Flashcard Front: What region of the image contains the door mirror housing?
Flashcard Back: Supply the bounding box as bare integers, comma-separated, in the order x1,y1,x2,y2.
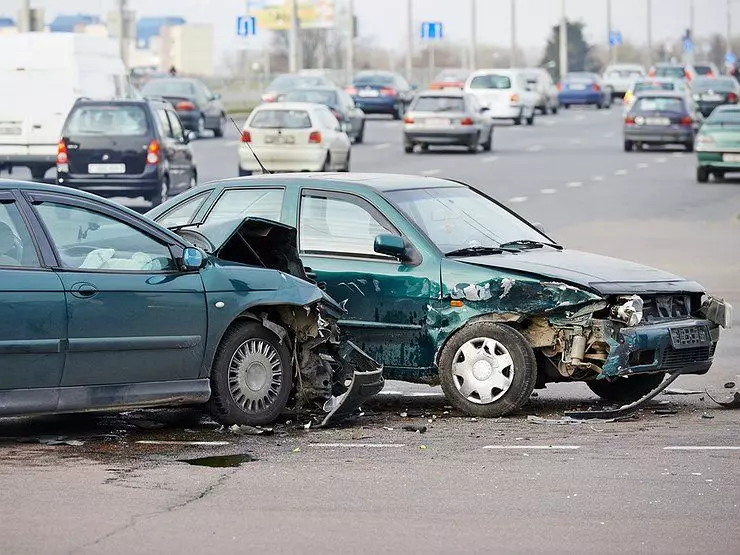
480,106,490,113
181,247,205,271
186,131,197,143
374,234,421,265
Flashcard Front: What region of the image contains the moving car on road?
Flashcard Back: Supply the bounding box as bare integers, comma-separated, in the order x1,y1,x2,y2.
464,69,538,125
238,102,351,175
347,70,415,119
623,77,690,112
623,91,701,152
691,76,740,117
279,87,366,143
0,180,383,425
56,98,197,206
140,77,226,138
402,90,493,153
694,62,720,77
429,69,471,90
523,68,560,114
696,105,740,182
261,73,334,103
648,63,697,83
558,72,611,109
149,174,732,418
602,63,646,100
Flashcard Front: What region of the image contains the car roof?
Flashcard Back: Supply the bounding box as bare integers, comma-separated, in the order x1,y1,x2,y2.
417,89,465,97
73,98,165,108
252,101,327,111
632,90,685,98
470,68,516,76
282,86,340,93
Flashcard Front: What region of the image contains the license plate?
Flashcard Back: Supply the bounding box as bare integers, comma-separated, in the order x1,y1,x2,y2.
0,126,21,135
569,84,587,90
426,118,451,127
702,94,723,101
669,326,711,350
264,135,295,145
358,89,379,97
723,153,740,162
88,163,125,174
645,117,670,126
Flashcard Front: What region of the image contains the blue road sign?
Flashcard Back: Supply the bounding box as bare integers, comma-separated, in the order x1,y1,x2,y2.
421,21,443,40
682,37,694,52
608,31,622,46
725,52,737,65
237,16,256,37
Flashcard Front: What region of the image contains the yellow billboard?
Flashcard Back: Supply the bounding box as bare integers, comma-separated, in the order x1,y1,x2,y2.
255,0,335,30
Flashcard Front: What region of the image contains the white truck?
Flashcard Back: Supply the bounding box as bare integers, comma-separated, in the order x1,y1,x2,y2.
602,63,646,101
0,33,130,180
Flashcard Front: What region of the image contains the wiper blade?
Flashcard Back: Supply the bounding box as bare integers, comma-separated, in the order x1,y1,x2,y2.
444,246,517,257
498,239,563,250
168,222,203,232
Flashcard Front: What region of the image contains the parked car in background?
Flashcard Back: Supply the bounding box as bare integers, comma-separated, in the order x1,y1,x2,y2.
623,77,690,112
696,105,740,182
523,68,560,114
691,76,740,117
0,180,382,425
56,98,197,206
279,87,366,143
558,72,611,109
140,77,226,138
623,91,701,152
149,173,732,418
347,71,415,119
648,63,697,83
238,102,351,175
261,73,334,103
429,69,471,90
694,62,720,77
602,63,646,100
464,69,538,125
402,90,494,153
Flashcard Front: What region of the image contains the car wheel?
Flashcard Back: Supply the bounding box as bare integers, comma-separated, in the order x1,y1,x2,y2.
404,142,414,153
189,171,197,189
467,133,479,153
29,165,49,181
340,150,351,172
197,115,206,138
208,322,292,426
438,322,536,418
623,140,634,152
392,104,403,120
563,104,570,110
552,104,559,114
596,102,603,110
513,114,522,125
526,112,535,125
321,153,331,171
586,373,666,403
482,128,493,152
714,170,726,181
355,122,365,144
697,166,709,183
148,176,169,206
685,141,694,152
214,114,225,138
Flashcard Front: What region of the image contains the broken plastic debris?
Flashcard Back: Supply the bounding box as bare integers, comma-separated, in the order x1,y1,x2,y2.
400,411,408,418
403,425,427,434
228,424,274,436
663,388,704,395
292,447,301,453
701,412,715,419
16,436,85,446
724,382,736,389
418,445,428,450
383,427,394,431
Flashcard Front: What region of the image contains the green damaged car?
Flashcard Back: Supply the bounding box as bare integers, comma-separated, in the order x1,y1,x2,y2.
696,105,740,182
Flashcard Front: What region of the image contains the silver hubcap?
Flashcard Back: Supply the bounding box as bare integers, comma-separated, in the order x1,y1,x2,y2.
228,339,283,413
452,337,514,404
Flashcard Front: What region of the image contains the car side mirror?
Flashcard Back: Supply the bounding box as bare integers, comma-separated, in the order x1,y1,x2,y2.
212,93,222,100
480,106,489,113
181,247,205,271
186,131,197,142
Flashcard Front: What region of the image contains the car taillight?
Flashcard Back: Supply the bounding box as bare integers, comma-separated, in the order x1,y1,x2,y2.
510,93,519,103
56,140,68,164
308,131,322,144
624,115,636,125
380,87,397,97
460,117,474,125
403,115,414,124
240,130,251,143
729,92,738,103
698,135,715,144
175,101,195,111
556,83,563,91
146,139,160,165
261,93,277,102
345,86,357,95
429,83,442,90
648,68,655,77
680,115,693,126
592,84,600,92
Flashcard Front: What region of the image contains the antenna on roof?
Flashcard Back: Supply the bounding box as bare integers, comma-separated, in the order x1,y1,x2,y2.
229,116,271,175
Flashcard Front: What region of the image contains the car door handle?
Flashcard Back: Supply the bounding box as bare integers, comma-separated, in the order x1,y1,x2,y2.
304,267,317,281
70,282,98,299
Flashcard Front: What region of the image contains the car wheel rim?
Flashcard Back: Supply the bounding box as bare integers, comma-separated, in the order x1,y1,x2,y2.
228,338,283,413
452,338,514,404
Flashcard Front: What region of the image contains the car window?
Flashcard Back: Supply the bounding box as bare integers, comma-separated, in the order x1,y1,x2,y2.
395,75,410,90
469,74,511,90
694,78,736,92
412,96,465,112
65,105,149,137
300,193,396,258
269,75,327,89
633,97,685,112
250,109,312,129
318,108,339,128
354,73,395,87
167,110,185,140
35,202,176,272
157,191,211,227
340,90,355,109
141,79,196,97
654,67,686,79
205,188,284,224
707,108,740,123
634,81,675,93
0,201,40,268
283,89,338,107
156,108,174,138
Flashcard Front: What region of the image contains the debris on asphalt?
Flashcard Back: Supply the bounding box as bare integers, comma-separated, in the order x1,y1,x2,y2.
16,436,85,446
292,447,301,453
180,454,256,467
383,427,394,431
663,388,704,396
400,411,408,418
706,390,740,408
135,440,230,446
402,425,427,434
129,419,167,430
527,415,582,425
224,424,274,436
654,409,678,415
724,382,736,389
351,428,369,440
419,445,428,450
700,413,715,419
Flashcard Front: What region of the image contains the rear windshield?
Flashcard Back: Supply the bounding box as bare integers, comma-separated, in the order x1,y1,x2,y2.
653,67,686,79
707,108,740,123
565,73,597,82
282,89,338,107
412,96,465,112
694,65,714,75
65,105,149,136
607,69,643,78
434,70,469,83
141,80,196,97
354,74,395,87
633,97,685,112
249,109,311,129
634,81,675,93
468,74,511,89
693,78,736,92
269,75,327,89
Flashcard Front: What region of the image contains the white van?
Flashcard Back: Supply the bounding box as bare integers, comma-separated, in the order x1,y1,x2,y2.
0,33,130,179
464,69,539,125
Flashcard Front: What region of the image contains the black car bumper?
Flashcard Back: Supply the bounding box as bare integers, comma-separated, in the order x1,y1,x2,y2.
404,130,478,146
57,168,163,199
624,127,694,145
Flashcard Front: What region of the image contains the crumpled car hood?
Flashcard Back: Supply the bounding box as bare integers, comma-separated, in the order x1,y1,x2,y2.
458,248,705,295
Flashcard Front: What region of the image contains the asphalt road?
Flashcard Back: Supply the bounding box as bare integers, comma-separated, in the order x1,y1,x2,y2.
1,106,739,555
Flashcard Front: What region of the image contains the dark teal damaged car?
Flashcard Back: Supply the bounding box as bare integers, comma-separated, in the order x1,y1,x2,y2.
149,174,733,417
0,180,383,425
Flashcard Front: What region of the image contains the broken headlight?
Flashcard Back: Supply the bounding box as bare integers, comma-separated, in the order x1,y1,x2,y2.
701,296,734,329
611,295,644,327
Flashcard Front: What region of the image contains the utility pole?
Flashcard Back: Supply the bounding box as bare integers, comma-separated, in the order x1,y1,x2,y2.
559,0,568,79
606,0,613,63
510,0,517,67
470,0,477,70
647,0,653,66
688,0,695,65
288,0,300,72
346,0,355,85
117,0,130,72
727,0,732,54
19,0,31,32
406,0,413,83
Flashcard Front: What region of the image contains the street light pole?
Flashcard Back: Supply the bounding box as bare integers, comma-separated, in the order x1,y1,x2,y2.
470,0,477,70
346,0,354,84
288,0,300,72
647,0,653,66
559,0,568,79
406,0,413,82
606,0,612,63
20,0,31,32
510,0,517,67
117,0,130,72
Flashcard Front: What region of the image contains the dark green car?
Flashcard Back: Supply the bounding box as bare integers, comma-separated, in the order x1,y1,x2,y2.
696,105,740,182
149,174,733,418
0,180,382,425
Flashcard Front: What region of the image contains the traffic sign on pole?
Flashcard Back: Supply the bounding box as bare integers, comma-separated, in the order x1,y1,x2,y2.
608,31,622,46
682,37,694,52
237,15,257,37
726,52,738,65
420,21,443,40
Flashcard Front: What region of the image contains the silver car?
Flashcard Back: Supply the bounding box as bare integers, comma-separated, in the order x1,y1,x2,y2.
403,91,494,153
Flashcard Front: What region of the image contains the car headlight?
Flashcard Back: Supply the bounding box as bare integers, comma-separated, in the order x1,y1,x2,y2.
612,295,644,327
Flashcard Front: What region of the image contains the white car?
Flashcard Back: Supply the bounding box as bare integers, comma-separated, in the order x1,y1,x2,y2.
464,69,538,125
603,64,646,100
522,68,559,115
238,102,351,175
623,77,691,114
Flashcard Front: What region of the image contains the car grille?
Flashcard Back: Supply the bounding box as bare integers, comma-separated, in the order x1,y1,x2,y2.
661,343,716,367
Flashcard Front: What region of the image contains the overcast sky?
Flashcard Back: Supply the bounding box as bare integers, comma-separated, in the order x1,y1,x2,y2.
7,0,730,58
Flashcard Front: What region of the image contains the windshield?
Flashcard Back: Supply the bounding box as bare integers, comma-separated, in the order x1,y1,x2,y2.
412,96,465,112
354,73,395,87
653,66,686,79
249,109,311,129
469,74,511,90
385,186,548,254
65,105,149,136
706,108,740,124
282,89,338,107
269,75,327,90
694,65,714,75
634,81,675,93
693,78,736,92
434,70,469,83
633,97,685,112
141,79,196,97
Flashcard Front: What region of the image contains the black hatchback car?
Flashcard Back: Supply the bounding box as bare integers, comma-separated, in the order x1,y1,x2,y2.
56,98,197,206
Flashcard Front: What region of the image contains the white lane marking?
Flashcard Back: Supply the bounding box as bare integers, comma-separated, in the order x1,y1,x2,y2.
656,157,667,163
569,138,582,144
566,181,583,188
603,132,614,138
664,446,740,451
543,119,556,126
482,155,499,163
672,152,684,158
615,169,628,175
575,114,586,121
311,443,406,448
420,168,441,176
637,162,649,169
540,188,557,194
508,196,528,203
373,143,390,150
483,445,581,450
592,175,605,182
527,145,543,152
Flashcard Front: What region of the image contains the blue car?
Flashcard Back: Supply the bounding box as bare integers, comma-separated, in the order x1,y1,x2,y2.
558,72,611,109
347,71,415,120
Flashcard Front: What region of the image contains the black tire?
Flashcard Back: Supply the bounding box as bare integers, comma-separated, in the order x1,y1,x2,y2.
208,322,292,426
526,113,535,125
439,322,537,418
467,133,479,153
392,104,403,120
29,165,48,180
596,102,603,110
197,115,206,138
148,176,169,206
685,141,694,153
714,170,725,181
404,143,414,153
482,128,493,152
586,373,666,403
355,122,365,144
551,104,559,114
420,143,430,152
340,150,351,172
563,104,570,110
697,166,709,183
513,114,522,125
321,153,331,171
213,114,225,138
624,140,634,152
